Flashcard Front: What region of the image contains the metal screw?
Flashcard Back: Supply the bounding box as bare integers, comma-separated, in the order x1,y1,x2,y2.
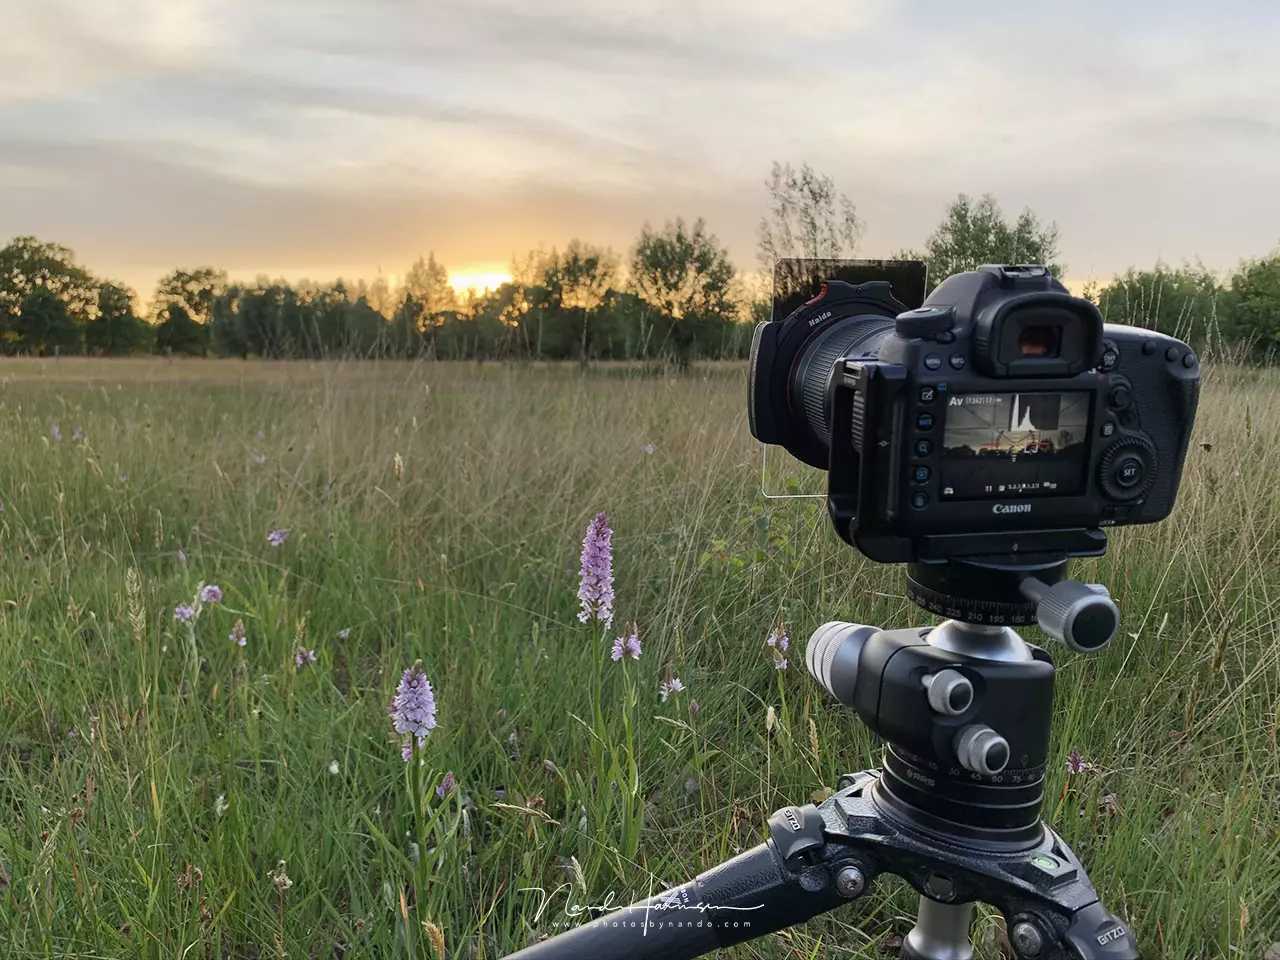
923,873,955,902
834,866,865,899
1011,921,1045,957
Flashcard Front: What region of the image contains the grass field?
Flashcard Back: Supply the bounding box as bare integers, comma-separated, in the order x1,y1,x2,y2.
0,357,1277,959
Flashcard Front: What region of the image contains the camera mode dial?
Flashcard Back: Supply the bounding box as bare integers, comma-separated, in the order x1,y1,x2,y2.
1099,437,1157,502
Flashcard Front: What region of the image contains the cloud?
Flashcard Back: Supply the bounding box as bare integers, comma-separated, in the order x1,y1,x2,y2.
1,0,1278,295
0,0,221,100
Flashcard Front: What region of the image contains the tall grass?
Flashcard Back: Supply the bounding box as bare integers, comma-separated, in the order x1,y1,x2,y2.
0,357,1276,958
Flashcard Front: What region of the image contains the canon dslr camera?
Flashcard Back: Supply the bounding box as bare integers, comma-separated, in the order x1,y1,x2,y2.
749,264,1200,565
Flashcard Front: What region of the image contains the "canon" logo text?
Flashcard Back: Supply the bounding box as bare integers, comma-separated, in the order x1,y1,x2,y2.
992,503,1032,515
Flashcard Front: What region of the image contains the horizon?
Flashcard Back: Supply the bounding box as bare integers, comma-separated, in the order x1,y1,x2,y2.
4,1,1279,303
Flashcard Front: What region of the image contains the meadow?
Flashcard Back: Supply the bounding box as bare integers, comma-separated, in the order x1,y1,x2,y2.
0,357,1277,959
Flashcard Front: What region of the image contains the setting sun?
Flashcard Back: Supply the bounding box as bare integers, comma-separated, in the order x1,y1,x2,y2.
448,270,512,294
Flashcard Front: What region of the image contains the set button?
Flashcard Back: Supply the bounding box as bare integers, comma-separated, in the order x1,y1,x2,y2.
1114,456,1144,488
1098,438,1157,502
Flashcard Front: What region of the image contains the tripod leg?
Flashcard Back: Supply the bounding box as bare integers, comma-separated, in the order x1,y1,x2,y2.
901,898,974,960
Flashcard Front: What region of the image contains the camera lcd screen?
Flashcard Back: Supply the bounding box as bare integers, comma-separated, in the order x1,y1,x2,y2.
938,392,1091,500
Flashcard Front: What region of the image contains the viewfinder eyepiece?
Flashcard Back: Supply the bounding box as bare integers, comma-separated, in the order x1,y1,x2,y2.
976,299,1101,378
1018,325,1059,358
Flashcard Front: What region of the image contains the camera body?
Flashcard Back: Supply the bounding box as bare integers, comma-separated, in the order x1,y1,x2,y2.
749,265,1200,564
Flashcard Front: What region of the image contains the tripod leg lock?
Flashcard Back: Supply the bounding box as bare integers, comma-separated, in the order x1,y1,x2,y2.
767,803,875,902
1059,902,1139,958
766,804,828,865
1003,903,1137,960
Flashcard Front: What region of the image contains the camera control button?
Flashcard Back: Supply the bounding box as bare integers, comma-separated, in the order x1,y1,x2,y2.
895,305,954,339
1114,457,1144,488
1107,385,1131,410
911,491,929,509
948,354,966,370
1101,421,1116,438
914,439,933,457
1182,352,1197,369
1165,346,1180,362
936,331,956,343
924,354,942,371
1142,340,1158,356
1099,438,1157,502
916,413,935,430
919,386,936,403
913,465,931,483
1100,339,1119,370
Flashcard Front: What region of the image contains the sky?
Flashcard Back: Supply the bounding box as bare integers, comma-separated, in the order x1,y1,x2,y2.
3,0,1279,299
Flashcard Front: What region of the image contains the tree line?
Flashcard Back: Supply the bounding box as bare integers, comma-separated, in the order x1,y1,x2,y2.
3,163,1278,364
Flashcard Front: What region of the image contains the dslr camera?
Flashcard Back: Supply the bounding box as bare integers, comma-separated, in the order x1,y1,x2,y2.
749,264,1200,565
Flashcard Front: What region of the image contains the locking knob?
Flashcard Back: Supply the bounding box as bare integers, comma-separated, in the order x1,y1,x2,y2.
922,669,973,716
1020,578,1119,653
954,724,1010,775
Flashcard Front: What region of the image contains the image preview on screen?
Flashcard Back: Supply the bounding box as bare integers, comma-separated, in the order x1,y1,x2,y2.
938,392,1090,499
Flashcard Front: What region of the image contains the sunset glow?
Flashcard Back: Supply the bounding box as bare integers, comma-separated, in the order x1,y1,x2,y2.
448,271,512,294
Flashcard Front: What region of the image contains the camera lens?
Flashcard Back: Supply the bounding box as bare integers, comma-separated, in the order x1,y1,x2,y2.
748,280,907,470
791,317,895,453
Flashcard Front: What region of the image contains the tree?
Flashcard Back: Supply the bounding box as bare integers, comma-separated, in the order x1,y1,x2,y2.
462,282,536,361
209,285,250,358
1095,262,1227,349
155,303,208,356
391,254,459,357
341,296,389,356
310,282,356,357
0,236,98,351
85,281,151,355
597,289,653,360
14,285,82,354
1227,252,1280,357
366,273,396,318
631,218,736,367
757,162,864,270
402,254,457,315
152,268,228,325
232,284,288,358
536,241,618,370
391,292,428,357
909,194,1061,290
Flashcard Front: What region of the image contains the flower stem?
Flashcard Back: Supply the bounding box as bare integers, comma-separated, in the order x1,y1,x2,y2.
1051,773,1072,825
